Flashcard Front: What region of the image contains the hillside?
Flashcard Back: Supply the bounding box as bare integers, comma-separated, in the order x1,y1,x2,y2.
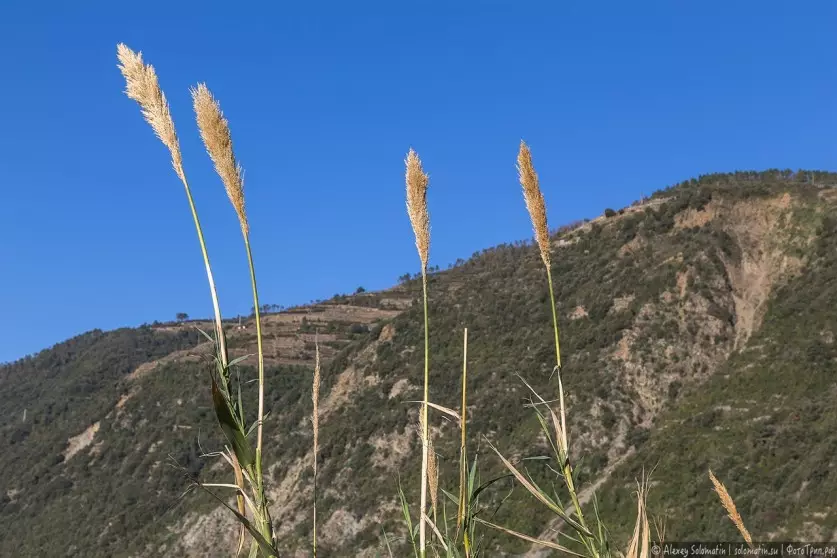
2,170,837,556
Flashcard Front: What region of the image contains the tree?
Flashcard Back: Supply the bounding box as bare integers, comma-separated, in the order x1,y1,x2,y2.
175,312,188,322
604,208,617,218
355,286,366,294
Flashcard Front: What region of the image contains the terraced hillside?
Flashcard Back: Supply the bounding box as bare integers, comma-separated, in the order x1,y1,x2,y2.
0,296,411,557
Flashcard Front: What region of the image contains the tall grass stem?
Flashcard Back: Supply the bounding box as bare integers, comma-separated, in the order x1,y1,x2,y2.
546,267,561,370
312,338,321,557
459,328,471,556
405,148,430,558
420,271,430,557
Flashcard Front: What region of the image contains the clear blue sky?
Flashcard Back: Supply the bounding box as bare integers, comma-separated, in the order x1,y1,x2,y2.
1,1,835,363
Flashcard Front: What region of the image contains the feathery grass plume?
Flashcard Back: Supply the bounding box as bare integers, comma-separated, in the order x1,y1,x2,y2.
517,141,550,268
406,149,430,270
517,141,561,369
405,148,431,557
709,470,753,547
192,83,248,234
117,43,253,554
116,43,228,366
312,336,321,557
191,81,272,552
117,44,183,181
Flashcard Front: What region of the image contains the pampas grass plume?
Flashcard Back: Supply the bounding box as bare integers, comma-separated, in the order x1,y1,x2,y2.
406,149,430,271
191,83,248,234
517,141,550,268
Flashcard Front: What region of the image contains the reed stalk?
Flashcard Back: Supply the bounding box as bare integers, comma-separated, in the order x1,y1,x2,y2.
626,478,650,558
458,328,471,556
116,45,250,549
518,140,596,555
312,338,321,557
192,82,273,549
405,148,431,557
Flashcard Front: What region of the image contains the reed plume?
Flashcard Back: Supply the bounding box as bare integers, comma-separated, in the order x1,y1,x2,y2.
709,470,753,547
517,141,561,369
117,43,250,552
312,336,321,557
406,149,430,271
192,83,248,234
191,82,263,450
192,82,271,549
518,141,550,268
405,148,431,557
117,44,183,182
489,142,600,555
116,43,228,364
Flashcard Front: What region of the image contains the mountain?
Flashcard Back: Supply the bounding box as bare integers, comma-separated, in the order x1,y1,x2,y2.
2,170,837,557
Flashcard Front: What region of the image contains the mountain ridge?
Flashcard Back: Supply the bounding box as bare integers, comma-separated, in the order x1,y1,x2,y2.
3,169,837,556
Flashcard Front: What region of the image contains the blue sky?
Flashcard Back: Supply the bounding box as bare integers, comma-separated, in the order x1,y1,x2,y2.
1,1,835,363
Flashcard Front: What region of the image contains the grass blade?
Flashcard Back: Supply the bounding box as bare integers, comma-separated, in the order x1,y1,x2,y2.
398,478,420,558
190,481,278,557
485,439,591,537
475,518,584,556
212,376,254,469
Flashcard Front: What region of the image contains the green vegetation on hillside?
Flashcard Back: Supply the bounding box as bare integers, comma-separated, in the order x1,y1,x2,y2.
2,171,837,556
597,208,837,541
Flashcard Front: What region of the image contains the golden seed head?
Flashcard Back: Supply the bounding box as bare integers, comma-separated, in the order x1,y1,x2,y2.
191,83,248,234
709,470,753,547
116,43,184,181
517,141,550,268
405,149,430,271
